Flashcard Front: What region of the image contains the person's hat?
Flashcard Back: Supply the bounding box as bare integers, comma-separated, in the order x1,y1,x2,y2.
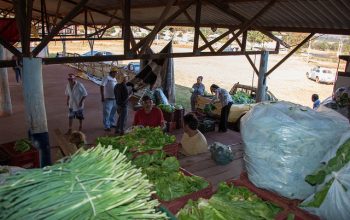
110,66,118,73
68,73,76,79
116,72,127,82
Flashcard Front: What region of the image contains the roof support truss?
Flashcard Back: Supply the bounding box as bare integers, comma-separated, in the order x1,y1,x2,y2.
267,33,315,76
32,0,89,56
206,0,289,48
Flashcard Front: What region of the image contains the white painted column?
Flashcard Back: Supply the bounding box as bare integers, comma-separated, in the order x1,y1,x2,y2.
0,45,12,116
256,51,269,102
22,57,51,167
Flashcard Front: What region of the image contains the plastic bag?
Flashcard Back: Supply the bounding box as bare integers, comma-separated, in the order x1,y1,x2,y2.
302,163,350,220
154,88,169,105
241,101,350,199
209,142,234,165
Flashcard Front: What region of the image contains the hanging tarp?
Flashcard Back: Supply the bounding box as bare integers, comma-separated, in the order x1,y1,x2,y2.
130,42,175,103
0,18,20,44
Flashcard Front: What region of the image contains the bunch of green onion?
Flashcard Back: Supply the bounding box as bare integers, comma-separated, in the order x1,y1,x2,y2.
0,145,167,219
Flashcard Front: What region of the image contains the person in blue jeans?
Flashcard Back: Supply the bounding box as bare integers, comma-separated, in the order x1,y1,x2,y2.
100,69,117,131
114,73,132,135
12,55,21,83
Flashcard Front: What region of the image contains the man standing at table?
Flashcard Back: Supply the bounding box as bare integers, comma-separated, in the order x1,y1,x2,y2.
100,69,117,131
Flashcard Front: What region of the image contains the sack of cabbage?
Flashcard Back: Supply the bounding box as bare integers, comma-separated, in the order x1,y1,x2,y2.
301,131,350,220
241,101,350,200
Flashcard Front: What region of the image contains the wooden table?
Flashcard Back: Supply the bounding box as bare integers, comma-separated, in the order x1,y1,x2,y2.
178,129,245,189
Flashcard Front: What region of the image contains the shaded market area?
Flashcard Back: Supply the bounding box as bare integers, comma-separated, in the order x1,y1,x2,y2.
1,1,350,220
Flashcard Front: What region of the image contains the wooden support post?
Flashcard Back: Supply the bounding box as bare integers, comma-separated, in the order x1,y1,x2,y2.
193,0,202,54
22,57,51,167
84,9,88,38
0,45,12,116
32,0,89,57
123,0,131,56
256,51,269,102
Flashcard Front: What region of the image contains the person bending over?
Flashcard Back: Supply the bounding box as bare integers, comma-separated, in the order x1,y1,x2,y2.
180,113,208,156
210,84,233,132
133,95,165,128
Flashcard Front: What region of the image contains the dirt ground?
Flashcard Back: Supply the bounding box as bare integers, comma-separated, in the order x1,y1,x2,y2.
49,40,335,108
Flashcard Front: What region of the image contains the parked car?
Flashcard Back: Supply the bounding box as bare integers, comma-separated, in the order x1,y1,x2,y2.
81,50,114,56
196,83,277,131
306,67,335,84
81,50,117,65
126,62,141,74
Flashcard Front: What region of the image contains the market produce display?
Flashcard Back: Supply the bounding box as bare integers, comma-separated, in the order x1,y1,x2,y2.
133,152,209,201
0,146,167,220
301,133,350,220
158,104,175,113
241,101,350,199
13,139,31,152
231,91,255,104
177,182,282,220
203,103,216,114
96,127,176,157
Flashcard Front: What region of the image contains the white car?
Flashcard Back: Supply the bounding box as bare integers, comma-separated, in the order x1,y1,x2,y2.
306,67,335,84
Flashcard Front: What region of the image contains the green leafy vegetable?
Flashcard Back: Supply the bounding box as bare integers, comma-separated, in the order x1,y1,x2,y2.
305,138,350,186
302,179,334,208
14,139,31,153
133,153,208,201
97,127,176,157
158,104,175,113
231,91,255,104
177,182,282,220
0,146,167,220
204,104,216,114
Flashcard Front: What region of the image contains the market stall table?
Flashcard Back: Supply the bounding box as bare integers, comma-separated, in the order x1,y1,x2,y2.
175,129,244,189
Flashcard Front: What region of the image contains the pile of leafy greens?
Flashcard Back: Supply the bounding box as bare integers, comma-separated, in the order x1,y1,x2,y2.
177,183,282,220
158,104,175,113
96,127,176,158
303,138,350,207
231,91,255,104
204,104,216,114
133,151,209,201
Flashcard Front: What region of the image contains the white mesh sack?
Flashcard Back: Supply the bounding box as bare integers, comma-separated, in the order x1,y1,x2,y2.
241,101,350,199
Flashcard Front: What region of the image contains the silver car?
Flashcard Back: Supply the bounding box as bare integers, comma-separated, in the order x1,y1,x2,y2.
306,67,335,84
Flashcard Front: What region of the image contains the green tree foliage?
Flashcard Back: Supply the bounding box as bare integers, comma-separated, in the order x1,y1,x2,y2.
247,31,271,46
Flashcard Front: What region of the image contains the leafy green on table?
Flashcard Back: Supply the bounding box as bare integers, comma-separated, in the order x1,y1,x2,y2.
14,139,31,153
96,127,176,157
177,182,282,220
0,146,167,219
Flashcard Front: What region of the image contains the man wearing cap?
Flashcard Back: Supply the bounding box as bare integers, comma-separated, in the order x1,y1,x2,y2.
100,69,117,131
65,73,88,134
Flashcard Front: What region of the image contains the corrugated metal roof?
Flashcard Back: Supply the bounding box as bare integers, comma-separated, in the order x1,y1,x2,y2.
1,0,349,34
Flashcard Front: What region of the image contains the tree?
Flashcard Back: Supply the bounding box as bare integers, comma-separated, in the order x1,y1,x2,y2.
247,31,270,48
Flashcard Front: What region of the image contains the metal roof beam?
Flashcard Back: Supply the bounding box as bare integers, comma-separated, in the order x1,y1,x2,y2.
206,0,289,48
198,28,233,51
139,0,176,55
32,0,89,57
217,0,276,53
183,9,215,52
131,0,195,53
266,33,315,76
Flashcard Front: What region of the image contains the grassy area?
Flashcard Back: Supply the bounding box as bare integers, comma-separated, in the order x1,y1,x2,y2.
175,84,191,112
